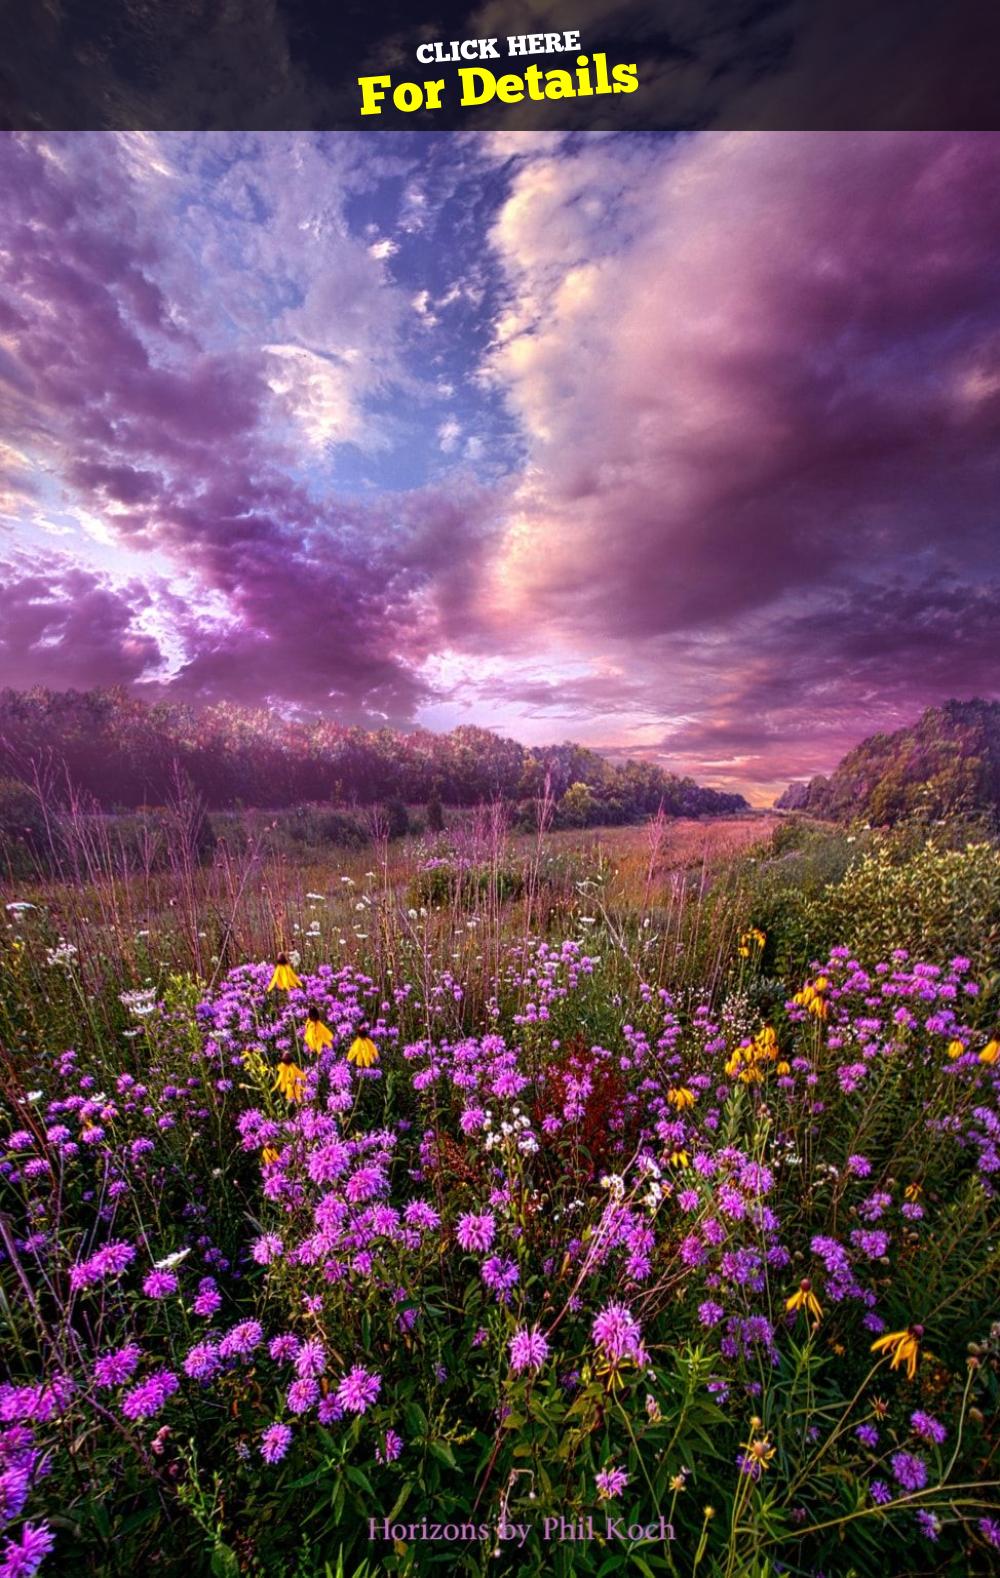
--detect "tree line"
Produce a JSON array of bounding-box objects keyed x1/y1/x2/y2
[{"x1": 0, "y1": 687, "x2": 748, "y2": 827}]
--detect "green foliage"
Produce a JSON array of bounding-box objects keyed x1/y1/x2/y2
[
  {"x1": 820, "y1": 836, "x2": 1000, "y2": 966},
  {"x1": 782, "y1": 698, "x2": 1000, "y2": 828}
]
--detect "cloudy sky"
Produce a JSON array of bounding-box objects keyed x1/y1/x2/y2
[{"x1": 2, "y1": 130, "x2": 1000, "y2": 802}]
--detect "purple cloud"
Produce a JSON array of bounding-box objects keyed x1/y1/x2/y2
[{"x1": 3, "y1": 129, "x2": 1000, "y2": 795}]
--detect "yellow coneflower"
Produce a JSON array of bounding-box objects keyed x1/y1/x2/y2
[
  {"x1": 738, "y1": 927, "x2": 766, "y2": 958},
  {"x1": 754, "y1": 1025, "x2": 778, "y2": 1058},
  {"x1": 904, "y1": 1181, "x2": 923, "y2": 1202},
  {"x1": 979, "y1": 1038, "x2": 999, "y2": 1066},
  {"x1": 261, "y1": 1146, "x2": 280, "y2": 1166},
  {"x1": 666, "y1": 1148, "x2": 690, "y2": 1169},
  {"x1": 776, "y1": 1060, "x2": 791, "y2": 1076},
  {"x1": 870, "y1": 1323, "x2": 923, "y2": 1380},
  {"x1": 946, "y1": 1039, "x2": 966, "y2": 1060},
  {"x1": 792, "y1": 975, "x2": 830, "y2": 1021},
  {"x1": 273, "y1": 1054, "x2": 306, "y2": 1104},
  {"x1": 785, "y1": 1277, "x2": 823, "y2": 1324},
  {"x1": 347, "y1": 1024, "x2": 380, "y2": 1068},
  {"x1": 267, "y1": 953, "x2": 301, "y2": 992},
  {"x1": 667, "y1": 1086, "x2": 696, "y2": 1111},
  {"x1": 303, "y1": 1007, "x2": 334, "y2": 1054}
]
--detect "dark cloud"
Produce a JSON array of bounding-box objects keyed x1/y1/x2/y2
[
  {"x1": 0, "y1": 132, "x2": 492, "y2": 724},
  {"x1": 0, "y1": 555, "x2": 162, "y2": 689}
]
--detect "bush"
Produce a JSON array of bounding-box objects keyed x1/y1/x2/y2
[
  {"x1": 383, "y1": 798, "x2": 410, "y2": 839},
  {"x1": 0, "y1": 776, "x2": 52, "y2": 878},
  {"x1": 819, "y1": 836, "x2": 1000, "y2": 966}
]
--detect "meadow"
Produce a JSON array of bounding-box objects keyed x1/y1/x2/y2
[{"x1": 1, "y1": 806, "x2": 999, "y2": 1577}]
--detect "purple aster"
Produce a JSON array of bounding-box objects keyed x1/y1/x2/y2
[
  {"x1": 336, "y1": 1366, "x2": 381, "y2": 1415},
  {"x1": 481, "y1": 1256, "x2": 519, "y2": 1300},
  {"x1": 218, "y1": 1321, "x2": 263, "y2": 1360},
  {"x1": 68, "y1": 1240, "x2": 136, "y2": 1291},
  {"x1": 915, "y1": 1510, "x2": 940, "y2": 1541},
  {"x1": 891, "y1": 1452, "x2": 928, "y2": 1492},
  {"x1": 268, "y1": 1333, "x2": 300, "y2": 1364},
  {"x1": 192, "y1": 1277, "x2": 222, "y2": 1318},
  {"x1": 870, "y1": 1480, "x2": 892, "y2": 1505},
  {"x1": 92, "y1": 1344, "x2": 142, "y2": 1389},
  {"x1": 698, "y1": 1300, "x2": 725, "y2": 1328},
  {"x1": 455, "y1": 1212, "x2": 496, "y2": 1253},
  {"x1": 846, "y1": 1154, "x2": 872, "y2": 1177},
  {"x1": 978, "y1": 1518, "x2": 1000, "y2": 1549},
  {"x1": 508, "y1": 1327, "x2": 550, "y2": 1374},
  {"x1": 182, "y1": 1342, "x2": 221, "y2": 1383},
  {"x1": 251, "y1": 1234, "x2": 283, "y2": 1265},
  {"x1": 286, "y1": 1379, "x2": 319, "y2": 1415},
  {"x1": 855, "y1": 1424, "x2": 879, "y2": 1448},
  {"x1": 121, "y1": 1369, "x2": 178, "y2": 1421},
  {"x1": 0, "y1": 1521, "x2": 55, "y2": 1577},
  {"x1": 260, "y1": 1422, "x2": 292, "y2": 1464},
  {"x1": 142, "y1": 1269, "x2": 178, "y2": 1299},
  {"x1": 294, "y1": 1340, "x2": 326, "y2": 1379},
  {"x1": 910, "y1": 1410, "x2": 947, "y2": 1445},
  {"x1": 595, "y1": 1466, "x2": 628, "y2": 1500},
  {"x1": 317, "y1": 1395, "x2": 343, "y2": 1425},
  {"x1": 591, "y1": 1302, "x2": 644, "y2": 1364},
  {"x1": 402, "y1": 1201, "x2": 440, "y2": 1231},
  {"x1": 375, "y1": 1428, "x2": 404, "y2": 1464}
]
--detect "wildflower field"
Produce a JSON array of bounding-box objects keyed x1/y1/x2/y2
[{"x1": 1, "y1": 814, "x2": 999, "y2": 1578}]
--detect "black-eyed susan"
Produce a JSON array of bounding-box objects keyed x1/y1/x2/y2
[
  {"x1": 947, "y1": 1039, "x2": 966, "y2": 1060},
  {"x1": 261, "y1": 1146, "x2": 280, "y2": 1166},
  {"x1": 273, "y1": 1052, "x2": 306, "y2": 1103},
  {"x1": 792, "y1": 975, "x2": 830, "y2": 1021},
  {"x1": 347, "y1": 1023, "x2": 380, "y2": 1068},
  {"x1": 785, "y1": 1277, "x2": 823, "y2": 1325},
  {"x1": 303, "y1": 1006, "x2": 334, "y2": 1054},
  {"x1": 738, "y1": 927, "x2": 766, "y2": 958},
  {"x1": 267, "y1": 953, "x2": 301, "y2": 992},
  {"x1": 870, "y1": 1323, "x2": 923, "y2": 1380},
  {"x1": 979, "y1": 1038, "x2": 999, "y2": 1065},
  {"x1": 667, "y1": 1086, "x2": 696, "y2": 1111}
]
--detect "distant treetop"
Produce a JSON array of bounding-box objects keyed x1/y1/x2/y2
[
  {"x1": 0, "y1": 687, "x2": 748, "y2": 822},
  {"x1": 774, "y1": 699, "x2": 1000, "y2": 827}
]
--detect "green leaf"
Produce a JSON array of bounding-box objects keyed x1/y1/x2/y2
[{"x1": 210, "y1": 1545, "x2": 241, "y2": 1578}]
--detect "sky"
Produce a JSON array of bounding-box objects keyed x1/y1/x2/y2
[{"x1": 2, "y1": 129, "x2": 1000, "y2": 803}]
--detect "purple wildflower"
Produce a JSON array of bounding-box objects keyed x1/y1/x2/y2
[
  {"x1": 508, "y1": 1327, "x2": 550, "y2": 1374},
  {"x1": 891, "y1": 1452, "x2": 928, "y2": 1492},
  {"x1": 260, "y1": 1423, "x2": 292, "y2": 1464},
  {"x1": 92, "y1": 1345, "x2": 142, "y2": 1389},
  {"x1": 286, "y1": 1379, "x2": 319, "y2": 1415},
  {"x1": 595, "y1": 1466, "x2": 628, "y2": 1500},
  {"x1": 910, "y1": 1410, "x2": 947, "y2": 1445},
  {"x1": 375, "y1": 1429, "x2": 404, "y2": 1464},
  {"x1": 142, "y1": 1269, "x2": 178, "y2": 1299},
  {"x1": 335, "y1": 1366, "x2": 381, "y2": 1415},
  {"x1": 294, "y1": 1340, "x2": 326, "y2": 1379},
  {"x1": 0, "y1": 1521, "x2": 55, "y2": 1578},
  {"x1": 120, "y1": 1369, "x2": 178, "y2": 1421},
  {"x1": 455, "y1": 1213, "x2": 495, "y2": 1253},
  {"x1": 979, "y1": 1518, "x2": 1000, "y2": 1549}
]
